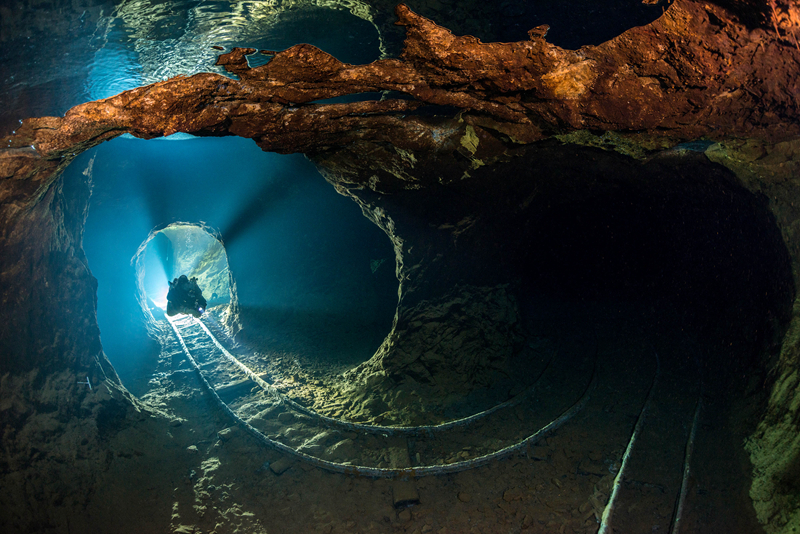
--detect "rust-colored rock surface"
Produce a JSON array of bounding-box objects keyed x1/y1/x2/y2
[{"x1": 4, "y1": 0, "x2": 799, "y2": 162}]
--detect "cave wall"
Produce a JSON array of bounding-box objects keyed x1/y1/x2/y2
[
  {"x1": 1, "y1": 0, "x2": 800, "y2": 531},
  {"x1": 0, "y1": 149, "x2": 151, "y2": 531},
  {"x1": 702, "y1": 139, "x2": 800, "y2": 533},
  {"x1": 0, "y1": 153, "x2": 110, "y2": 380}
]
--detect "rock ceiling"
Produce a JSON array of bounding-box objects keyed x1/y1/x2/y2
[
  {"x1": 2, "y1": 1, "x2": 800, "y2": 532},
  {"x1": 5, "y1": 0, "x2": 799, "y2": 162}
]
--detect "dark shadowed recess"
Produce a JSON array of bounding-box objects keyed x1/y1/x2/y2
[
  {"x1": 380, "y1": 140, "x2": 794, "y2": 382},
  {"x1": 708, "y1": 0, "x2": 771, "y2": 29},
  {"x1": 505, "y1": 144, "x2": 794, "y2": 383},
  {"x1": 402, "y1": 0, "x2": 664, "y2": 50},
  {"x1": 511, "y1": 147, "x2": 793, "y2": 333}
]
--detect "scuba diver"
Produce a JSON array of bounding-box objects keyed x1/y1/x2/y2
[{"x1": 166, "y1": 275, "x2": 207, "y2": 318}]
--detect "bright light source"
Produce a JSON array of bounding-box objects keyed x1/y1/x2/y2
[
  {"x1": 152, "y1": 291, "x2": 169, "y2": 310},
  {"x1": 134, "y1": 223, "x2": 232, "y2": 325}
]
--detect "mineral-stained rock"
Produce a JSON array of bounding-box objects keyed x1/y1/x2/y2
[
  {"x1": 4, "y1": 1, "x2": 800, "y2": 162},
  {"x1": 1, "y1": 1, "x2": 800, "y2": 532}
]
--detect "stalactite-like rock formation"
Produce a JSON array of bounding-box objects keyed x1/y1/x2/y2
[
  {"x1": 5, "y1": 0, "x2": 799, "y2": 160},
  {"x1": 2, "y1": 1, "x2": 800, "y2": 532}
]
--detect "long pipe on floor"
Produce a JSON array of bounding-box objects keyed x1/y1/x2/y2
[
  {"x1": 168, "y1": 315, "x2": 598, "y2": 478},
  {"x1": 597, "y1": 349, "x2": 661, "y2": 534},
  {"x1": 670, "y1": 395, "x2": 702, "y2": 534},
  {"x1": 194, "y1": 315, "x2": 557, "y2": 436}
]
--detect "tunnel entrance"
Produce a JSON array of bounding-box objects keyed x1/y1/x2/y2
[
  {"x1": 134, "y1": 223, "x2": 234, "y2": 323},
  {"x1": 64, "y1": 134, "x2": 398, "y2": 397},
  {"x1": 494, "y1": 144, "x2": 795, "y2": 531}
]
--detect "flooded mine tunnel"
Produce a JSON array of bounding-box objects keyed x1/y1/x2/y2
[{"x1": 2, "y1": 1, "x2": 800, "y2": 533}]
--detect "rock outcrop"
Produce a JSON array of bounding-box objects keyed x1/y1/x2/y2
[{"x1": 2, "y1": 1, "x2": 800, "y2": 532}]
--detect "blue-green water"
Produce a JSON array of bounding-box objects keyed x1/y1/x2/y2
[
  {"x1": 63, "y1": 135, "x2": 397, "y2": 394},
  {"x1": 0, "y1": 0, "x2": 662, "y2": 135}
]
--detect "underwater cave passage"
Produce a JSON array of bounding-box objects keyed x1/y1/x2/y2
[
  {"x1": 65, "y1": 134, "x2": 398, "y2": 398},
  {"x1": 134, "y1": 222, "x2": 233, "y2": 321},
  {"x1": 469, "y1": 143, "x2": 797, "y2": 531}
]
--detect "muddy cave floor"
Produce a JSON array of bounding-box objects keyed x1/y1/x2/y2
[{"x1": 97, "y1": 296, "x2": 767, "y2": 534}]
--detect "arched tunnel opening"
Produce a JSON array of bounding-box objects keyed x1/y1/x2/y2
[
  {"x1": 505, "y1": 144, "x2": 795, "y2": 371},
  {"x1": 465, "y1": 143, "x2": 795, "y2": 413},
  {"x1": 63, "y1": 134, "x2": 399, "y2": 398},
  {"x1": 374, "y1": 141, "x2": 796, "y2": 531},
  {"x1": 337, "y1": 142, "x2": 795, "y2": 427},
  {"x1": 509, "y1": 144, "x2": 795, "y2": 531},
  {"x1": 134, "y1": 222, "x2": 234, "y2": 319}
]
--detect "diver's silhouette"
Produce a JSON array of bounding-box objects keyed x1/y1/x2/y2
[{"x1": 166, "y1": 275, "x2": 207, "y2": 318}]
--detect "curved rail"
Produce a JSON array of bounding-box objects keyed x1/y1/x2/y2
[
  {"x1": 167, "y1": 315, "x2": 597, "y2": 478},
  {"x1": 670, "y1": 396, "x2": 702, "y2": 534},
  {"x1": 193, "y1": 315, "x2": 557, "y2": 436}
]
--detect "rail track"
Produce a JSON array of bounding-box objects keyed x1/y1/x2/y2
[
  {"x1": 166, "y1": 314, "x2": 598, "y2": 477},
  {"x1": 164, "y1": 313, "x2": 706, "y2": 531}
]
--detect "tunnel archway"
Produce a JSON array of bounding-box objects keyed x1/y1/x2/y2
[
  {"x1": 332, "y1": 142, "x2": 794, "y2": 530},
  {"x1": 502, "y1": 145, "x2": 795, "y2": 374},
  {"x1": 133, "y1": 222, "x2": 236, "y2": 328},
  {"x1": 63, "y1": 134, "x2": 398, "y2": 397}
]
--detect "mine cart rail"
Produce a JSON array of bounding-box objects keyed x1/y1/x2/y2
[{"x1": 165, "y1": 314, "x2": 598, "y2": 478}]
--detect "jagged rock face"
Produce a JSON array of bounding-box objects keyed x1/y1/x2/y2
[
  {"x1": 0, "y1": 147, "x2": 143, "y2": 533},
  {"x1": 6, "y1": 0, "x2": 800, "y2": 159},
  {"x1": 1, "y1": 0, "x2": 800, "y2": 531},
  {"x1": 0, "y1": 152, "x2": 112, "y2": 380}
]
